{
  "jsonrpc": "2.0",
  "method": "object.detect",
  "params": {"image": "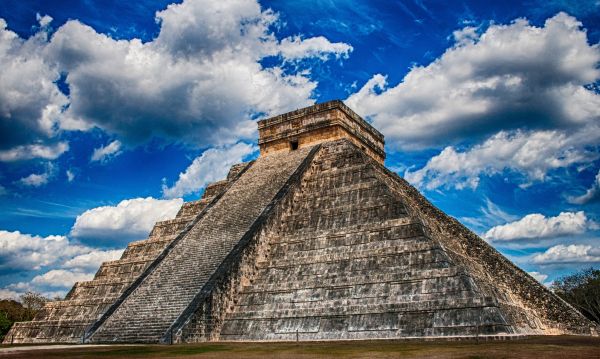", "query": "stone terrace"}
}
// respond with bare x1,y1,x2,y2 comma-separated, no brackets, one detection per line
88,147,316,343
